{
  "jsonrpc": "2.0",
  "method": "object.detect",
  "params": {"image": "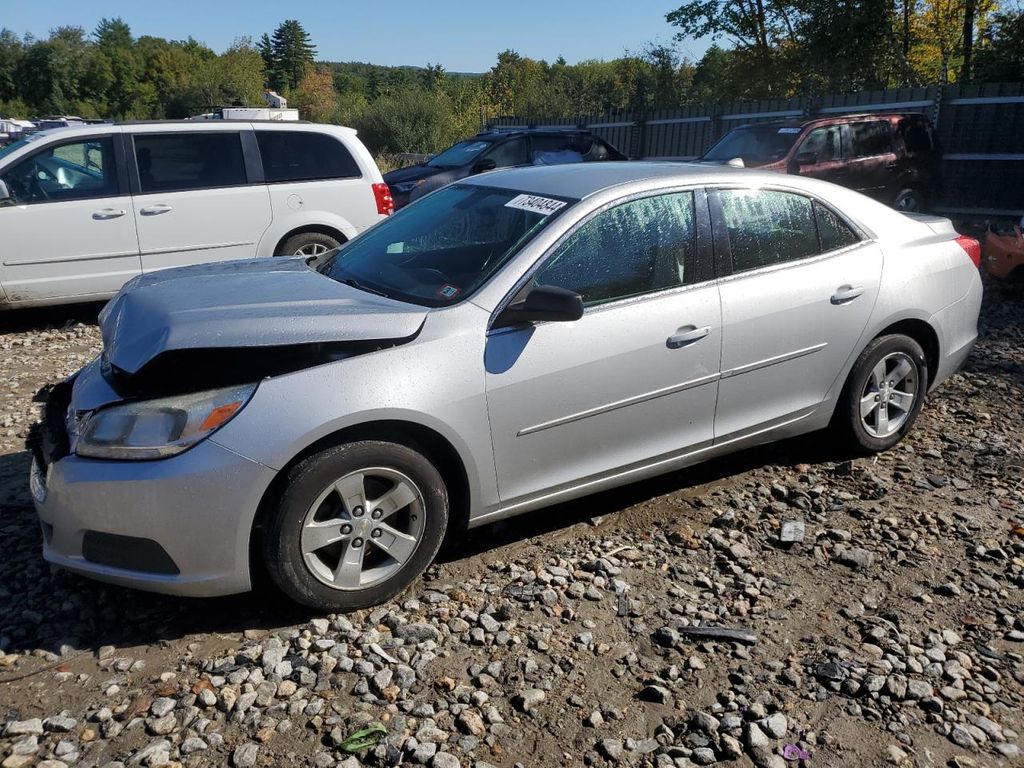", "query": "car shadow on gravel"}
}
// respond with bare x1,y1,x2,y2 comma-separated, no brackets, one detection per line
0,302,103,333
0,430,853,658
